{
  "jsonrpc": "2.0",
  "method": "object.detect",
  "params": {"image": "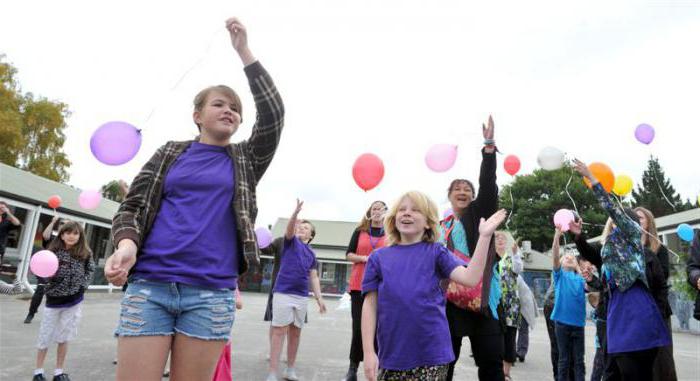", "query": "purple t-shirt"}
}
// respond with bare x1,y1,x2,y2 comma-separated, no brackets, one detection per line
362,242,465,371
273,236,318,297
134,142,239,289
